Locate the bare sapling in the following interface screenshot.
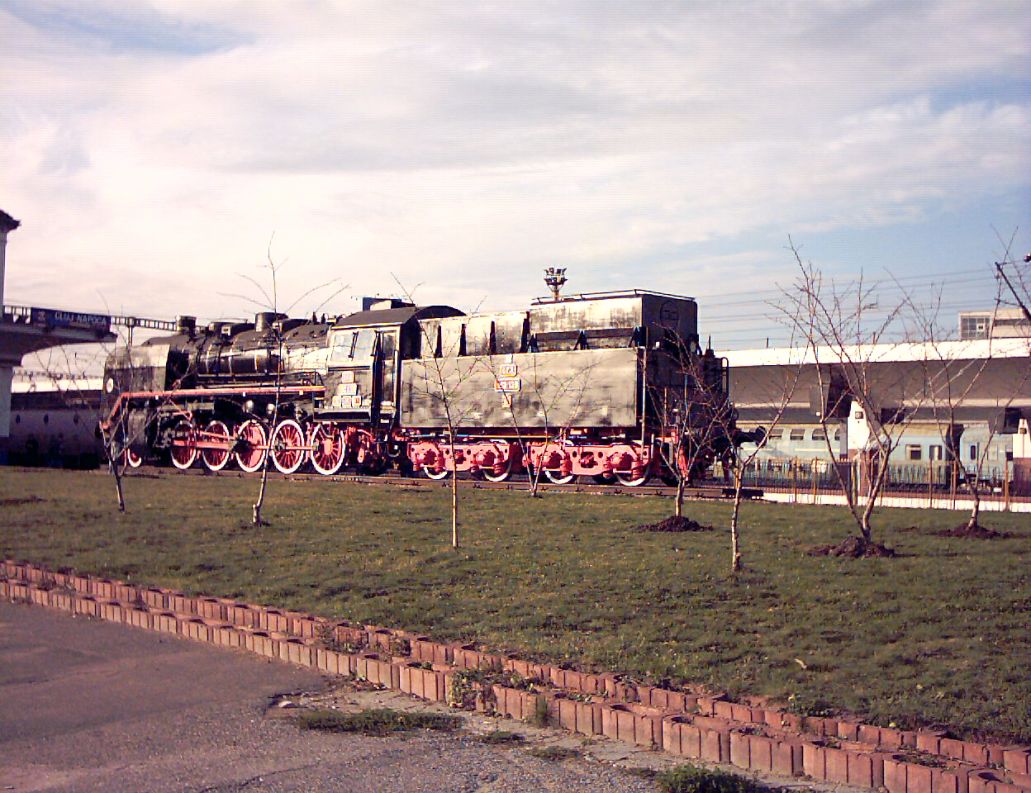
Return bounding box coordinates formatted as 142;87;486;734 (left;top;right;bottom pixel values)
392;275;486;548
903;232;1030;534
651;340;730;521
779;239;921;553
717;352;803;573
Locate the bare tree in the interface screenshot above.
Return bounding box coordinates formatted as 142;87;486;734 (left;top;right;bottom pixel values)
903;236;1031;532
226;244;349;527
651;341;734;519
716;361;802;572
392;276;486;548
779;241;921;551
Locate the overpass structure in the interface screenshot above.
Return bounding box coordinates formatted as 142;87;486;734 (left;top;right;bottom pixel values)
0;209;178;459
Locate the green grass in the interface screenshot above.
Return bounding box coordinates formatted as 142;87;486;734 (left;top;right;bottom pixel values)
296;707;461;735
1;467;1029;741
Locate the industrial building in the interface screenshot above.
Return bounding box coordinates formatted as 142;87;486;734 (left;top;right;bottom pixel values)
724;337;1031;492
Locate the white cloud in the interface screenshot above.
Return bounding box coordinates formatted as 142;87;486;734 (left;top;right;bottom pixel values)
1;0;1028;334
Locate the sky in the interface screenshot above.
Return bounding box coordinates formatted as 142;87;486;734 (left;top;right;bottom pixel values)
2;0;1029;358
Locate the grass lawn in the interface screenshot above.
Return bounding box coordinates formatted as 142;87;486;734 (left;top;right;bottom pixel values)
1;467;1028;741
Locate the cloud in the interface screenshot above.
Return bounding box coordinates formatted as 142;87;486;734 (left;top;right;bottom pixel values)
1;1;1028;344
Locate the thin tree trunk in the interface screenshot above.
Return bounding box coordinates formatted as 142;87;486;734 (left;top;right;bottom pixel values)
449;433;459;548
254;337;281;527
730;483;743;573
102;427;126;512
967;483;981;530
108;453;126;512
253;466;270;526
675;479;685;518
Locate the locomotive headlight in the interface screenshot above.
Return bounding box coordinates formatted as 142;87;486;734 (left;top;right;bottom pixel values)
266;403;276;416
105;377;115;393
244;399;255;413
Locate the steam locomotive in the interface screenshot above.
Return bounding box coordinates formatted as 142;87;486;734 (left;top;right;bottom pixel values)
101;287;743;485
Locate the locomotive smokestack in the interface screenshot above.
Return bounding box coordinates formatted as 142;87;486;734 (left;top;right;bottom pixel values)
544;267;567;302
177;315;196;337
254;312;286;333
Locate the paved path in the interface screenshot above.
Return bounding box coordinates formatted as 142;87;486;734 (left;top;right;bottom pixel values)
0;602;658;792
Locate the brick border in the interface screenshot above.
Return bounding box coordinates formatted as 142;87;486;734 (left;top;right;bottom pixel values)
3;560;1028;793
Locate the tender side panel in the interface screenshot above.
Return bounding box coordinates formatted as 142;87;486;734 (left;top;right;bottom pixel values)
400;347;640;430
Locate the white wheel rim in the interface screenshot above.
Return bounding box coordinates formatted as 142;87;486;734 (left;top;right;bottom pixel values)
616;472;651;487
170;421;197;469
271;419;306;474
126;449;143;468
202;420;231;472
544;468;575;485
481;457;512;482
234;420;268;473
310;425;345;476
424;465;450;480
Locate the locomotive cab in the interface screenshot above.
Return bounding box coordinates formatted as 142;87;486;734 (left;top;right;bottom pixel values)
321;302;463;426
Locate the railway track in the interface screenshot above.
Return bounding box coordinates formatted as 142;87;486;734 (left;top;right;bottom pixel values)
122;464;763;500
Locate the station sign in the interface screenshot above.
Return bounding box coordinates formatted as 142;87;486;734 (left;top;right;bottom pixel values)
30;307;111;333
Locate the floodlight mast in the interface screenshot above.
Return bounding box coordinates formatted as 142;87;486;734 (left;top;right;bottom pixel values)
544;267;567;301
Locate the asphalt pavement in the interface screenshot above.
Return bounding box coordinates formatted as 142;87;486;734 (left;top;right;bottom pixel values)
0;601;658;792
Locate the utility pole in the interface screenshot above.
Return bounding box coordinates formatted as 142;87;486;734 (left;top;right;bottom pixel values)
994;254;1031;326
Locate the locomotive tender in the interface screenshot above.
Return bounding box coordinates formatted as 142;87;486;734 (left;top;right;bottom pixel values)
101;288;737;485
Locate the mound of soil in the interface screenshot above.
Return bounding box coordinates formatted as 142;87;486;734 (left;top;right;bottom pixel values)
808;535;896;558
936;522;1009;539
635;515;713;533
0;495;45;507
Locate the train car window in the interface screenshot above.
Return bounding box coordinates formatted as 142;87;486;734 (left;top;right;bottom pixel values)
812;428;826;441
789;428;805;441
906;445;922;461
765;428;782;440
833;428;842;441
929;445;943;460
350;329;375;360
378;331;396;358
969;444;978;461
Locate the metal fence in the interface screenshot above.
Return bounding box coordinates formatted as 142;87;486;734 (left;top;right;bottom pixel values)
695;457;1027;507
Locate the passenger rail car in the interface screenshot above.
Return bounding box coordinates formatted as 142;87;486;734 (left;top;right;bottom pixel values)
101;290;745;485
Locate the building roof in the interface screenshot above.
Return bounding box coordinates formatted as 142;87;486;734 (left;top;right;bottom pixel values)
722;337;1030;367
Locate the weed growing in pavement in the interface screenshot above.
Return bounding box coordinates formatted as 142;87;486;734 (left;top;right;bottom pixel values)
527;745;579;761
296;708;461;736
314;622;362;655
448;668;548;711
2;467;1029;742
530;695;550;728
479;730;525;745
656;765;770;793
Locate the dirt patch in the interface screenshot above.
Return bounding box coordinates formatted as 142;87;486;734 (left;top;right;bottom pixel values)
635;515;713;533
0;496;45;507
807;535;896;558
936;522;1010;539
